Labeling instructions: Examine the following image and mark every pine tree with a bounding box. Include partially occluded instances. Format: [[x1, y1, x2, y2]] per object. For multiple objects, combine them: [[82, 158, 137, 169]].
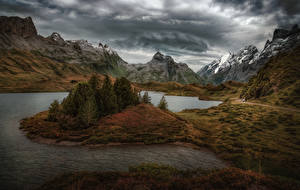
[[48, 100, 60, 121], [88, 74, 104, 116], [101, 75, 118, 115], [158, 96, 168, 110], [62, 82, 93, 116], [79, 96, 98, 127], [88, 74, 99, 91], [142, 91, 151, 104], [114, 77, 139, 111]]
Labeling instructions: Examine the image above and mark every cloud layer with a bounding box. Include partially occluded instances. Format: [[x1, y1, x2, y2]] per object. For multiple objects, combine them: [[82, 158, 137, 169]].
[[0, 0, 299, 71]]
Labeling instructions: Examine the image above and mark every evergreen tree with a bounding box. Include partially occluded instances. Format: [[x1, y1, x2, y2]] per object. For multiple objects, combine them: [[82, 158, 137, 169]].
[[48, 100, 60, 121], [94, 88, 104, 116], [114, 77, 139, 111], [88, 74, 104, 116], [142, 91, 151, 104], [158, 96, 168, 110], [88, 74, 99, 91], [101, 75, 118, 115], [133, 89, 140, 105], [79, 96, 98, 127], [62, 82, 93, 116]]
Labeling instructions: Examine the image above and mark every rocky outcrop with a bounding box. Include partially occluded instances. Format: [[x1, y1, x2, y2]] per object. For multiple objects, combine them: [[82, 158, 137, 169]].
[[0, 16, 37, 38], [126, 52, 203, 84], [198, 25, 300, 84]]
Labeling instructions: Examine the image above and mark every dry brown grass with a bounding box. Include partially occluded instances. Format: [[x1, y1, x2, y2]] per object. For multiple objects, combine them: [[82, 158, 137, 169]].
[[20, 104, 189, 145], [38, 164, 300, 190]]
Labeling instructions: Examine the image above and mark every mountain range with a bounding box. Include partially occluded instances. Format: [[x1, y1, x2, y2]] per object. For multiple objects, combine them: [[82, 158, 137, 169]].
[[198, 24, 300, 84], [1, 15, 299, 93], [0, 16, 201, 92]]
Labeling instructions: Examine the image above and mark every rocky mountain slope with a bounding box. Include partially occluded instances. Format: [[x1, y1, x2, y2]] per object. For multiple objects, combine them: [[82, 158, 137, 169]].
[[198, 25, 300, 84], [0, 48, 93, 92], [241, 45, 300, 108], [0, 16, 202, 92], [0, 16, 128, 78], [126, 52, 203, 84]]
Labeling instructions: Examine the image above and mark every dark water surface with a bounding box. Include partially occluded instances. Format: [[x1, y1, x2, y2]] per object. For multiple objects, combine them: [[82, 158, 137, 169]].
[[0, 92, 225, 190]]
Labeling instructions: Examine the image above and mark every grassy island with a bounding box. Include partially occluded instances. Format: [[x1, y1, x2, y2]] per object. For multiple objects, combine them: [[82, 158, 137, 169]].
[[20, 75, 189, 146], [20, 75, 300, 186]]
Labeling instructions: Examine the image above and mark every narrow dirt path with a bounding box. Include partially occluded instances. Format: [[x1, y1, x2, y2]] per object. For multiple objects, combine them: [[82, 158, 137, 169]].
[[231, 98, 300, 113]]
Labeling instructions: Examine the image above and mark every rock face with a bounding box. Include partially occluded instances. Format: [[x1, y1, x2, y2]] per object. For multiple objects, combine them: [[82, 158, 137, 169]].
[[0, 16, 128, 77], [0, 16, 37, 38], [126, 52, 202, 84], [198, 25, 300, 84], [0, 15, 202, 84]]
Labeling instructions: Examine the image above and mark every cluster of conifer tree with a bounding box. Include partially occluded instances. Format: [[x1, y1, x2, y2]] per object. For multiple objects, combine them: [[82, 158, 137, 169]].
[[48, 75, 139, 128]]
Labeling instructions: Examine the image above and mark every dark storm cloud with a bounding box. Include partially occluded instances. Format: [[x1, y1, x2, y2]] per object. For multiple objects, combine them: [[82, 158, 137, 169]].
[[213, 0, 300, 26], [214, 0, 300, 15], [113, 31, 209, 57], [0, 0, 299, 71]]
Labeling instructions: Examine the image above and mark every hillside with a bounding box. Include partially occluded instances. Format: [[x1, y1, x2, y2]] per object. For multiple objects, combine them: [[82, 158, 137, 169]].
[[198, 25, 300, 84], [0, 49, 93, 92], [241, 45, 300, 108], [0, 16, 203, 92], [0, 16, 128, 77]]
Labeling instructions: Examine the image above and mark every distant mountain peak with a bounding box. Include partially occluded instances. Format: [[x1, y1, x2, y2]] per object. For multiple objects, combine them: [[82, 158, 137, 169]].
[[49, 32, 64, 43], [153, 51, 164, 60], [0, 16, 37, 38], [152, 51, 175, 64], [272, 24, 300, 41], [198, 25, 300, 84]]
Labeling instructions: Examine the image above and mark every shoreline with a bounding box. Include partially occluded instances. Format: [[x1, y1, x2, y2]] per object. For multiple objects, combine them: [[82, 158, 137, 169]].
[[31, 136, 202, 150]]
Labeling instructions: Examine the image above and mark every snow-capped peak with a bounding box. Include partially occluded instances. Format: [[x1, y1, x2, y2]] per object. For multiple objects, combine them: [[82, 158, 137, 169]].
[[214, 53, 232, 73]]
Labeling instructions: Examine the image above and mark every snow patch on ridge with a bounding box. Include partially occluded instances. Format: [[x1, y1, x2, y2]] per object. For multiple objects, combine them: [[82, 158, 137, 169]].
[[214, 53, 231, 73]]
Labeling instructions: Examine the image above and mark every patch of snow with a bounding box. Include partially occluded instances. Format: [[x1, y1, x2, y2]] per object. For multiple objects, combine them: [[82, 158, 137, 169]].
[[214, 53, 231, 73], [220, 53, 230, 66]]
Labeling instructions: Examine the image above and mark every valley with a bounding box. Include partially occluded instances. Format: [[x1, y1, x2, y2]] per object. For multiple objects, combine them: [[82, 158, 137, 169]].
[[0, 13, 299, 190]]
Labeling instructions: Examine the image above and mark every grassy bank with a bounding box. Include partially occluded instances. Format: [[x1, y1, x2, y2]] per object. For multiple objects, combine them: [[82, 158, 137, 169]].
[[38, 163, 300, 190], [177, 102, 300, 180]]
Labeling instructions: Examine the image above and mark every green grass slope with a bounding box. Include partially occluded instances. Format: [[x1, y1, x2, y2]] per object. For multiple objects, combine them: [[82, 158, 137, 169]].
[[241, 46, 300, 108]]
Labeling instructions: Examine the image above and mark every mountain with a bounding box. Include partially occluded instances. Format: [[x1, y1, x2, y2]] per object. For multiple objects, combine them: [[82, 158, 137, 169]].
[[126, 52, 203, 84], [0, 48, 93, 92], [241, 45, 300, 108], [0, 16, 202, 92], [0, 16, 128, 77], [198, 25, 300, 84]]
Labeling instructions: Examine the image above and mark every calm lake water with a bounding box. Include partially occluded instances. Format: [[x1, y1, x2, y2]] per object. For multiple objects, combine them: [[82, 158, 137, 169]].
[[0, 92, 225, 190], [141, 91, 222, 112]]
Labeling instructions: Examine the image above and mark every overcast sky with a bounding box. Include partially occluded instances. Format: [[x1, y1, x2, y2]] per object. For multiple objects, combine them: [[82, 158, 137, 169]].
[[1, 0, 299, 71]]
